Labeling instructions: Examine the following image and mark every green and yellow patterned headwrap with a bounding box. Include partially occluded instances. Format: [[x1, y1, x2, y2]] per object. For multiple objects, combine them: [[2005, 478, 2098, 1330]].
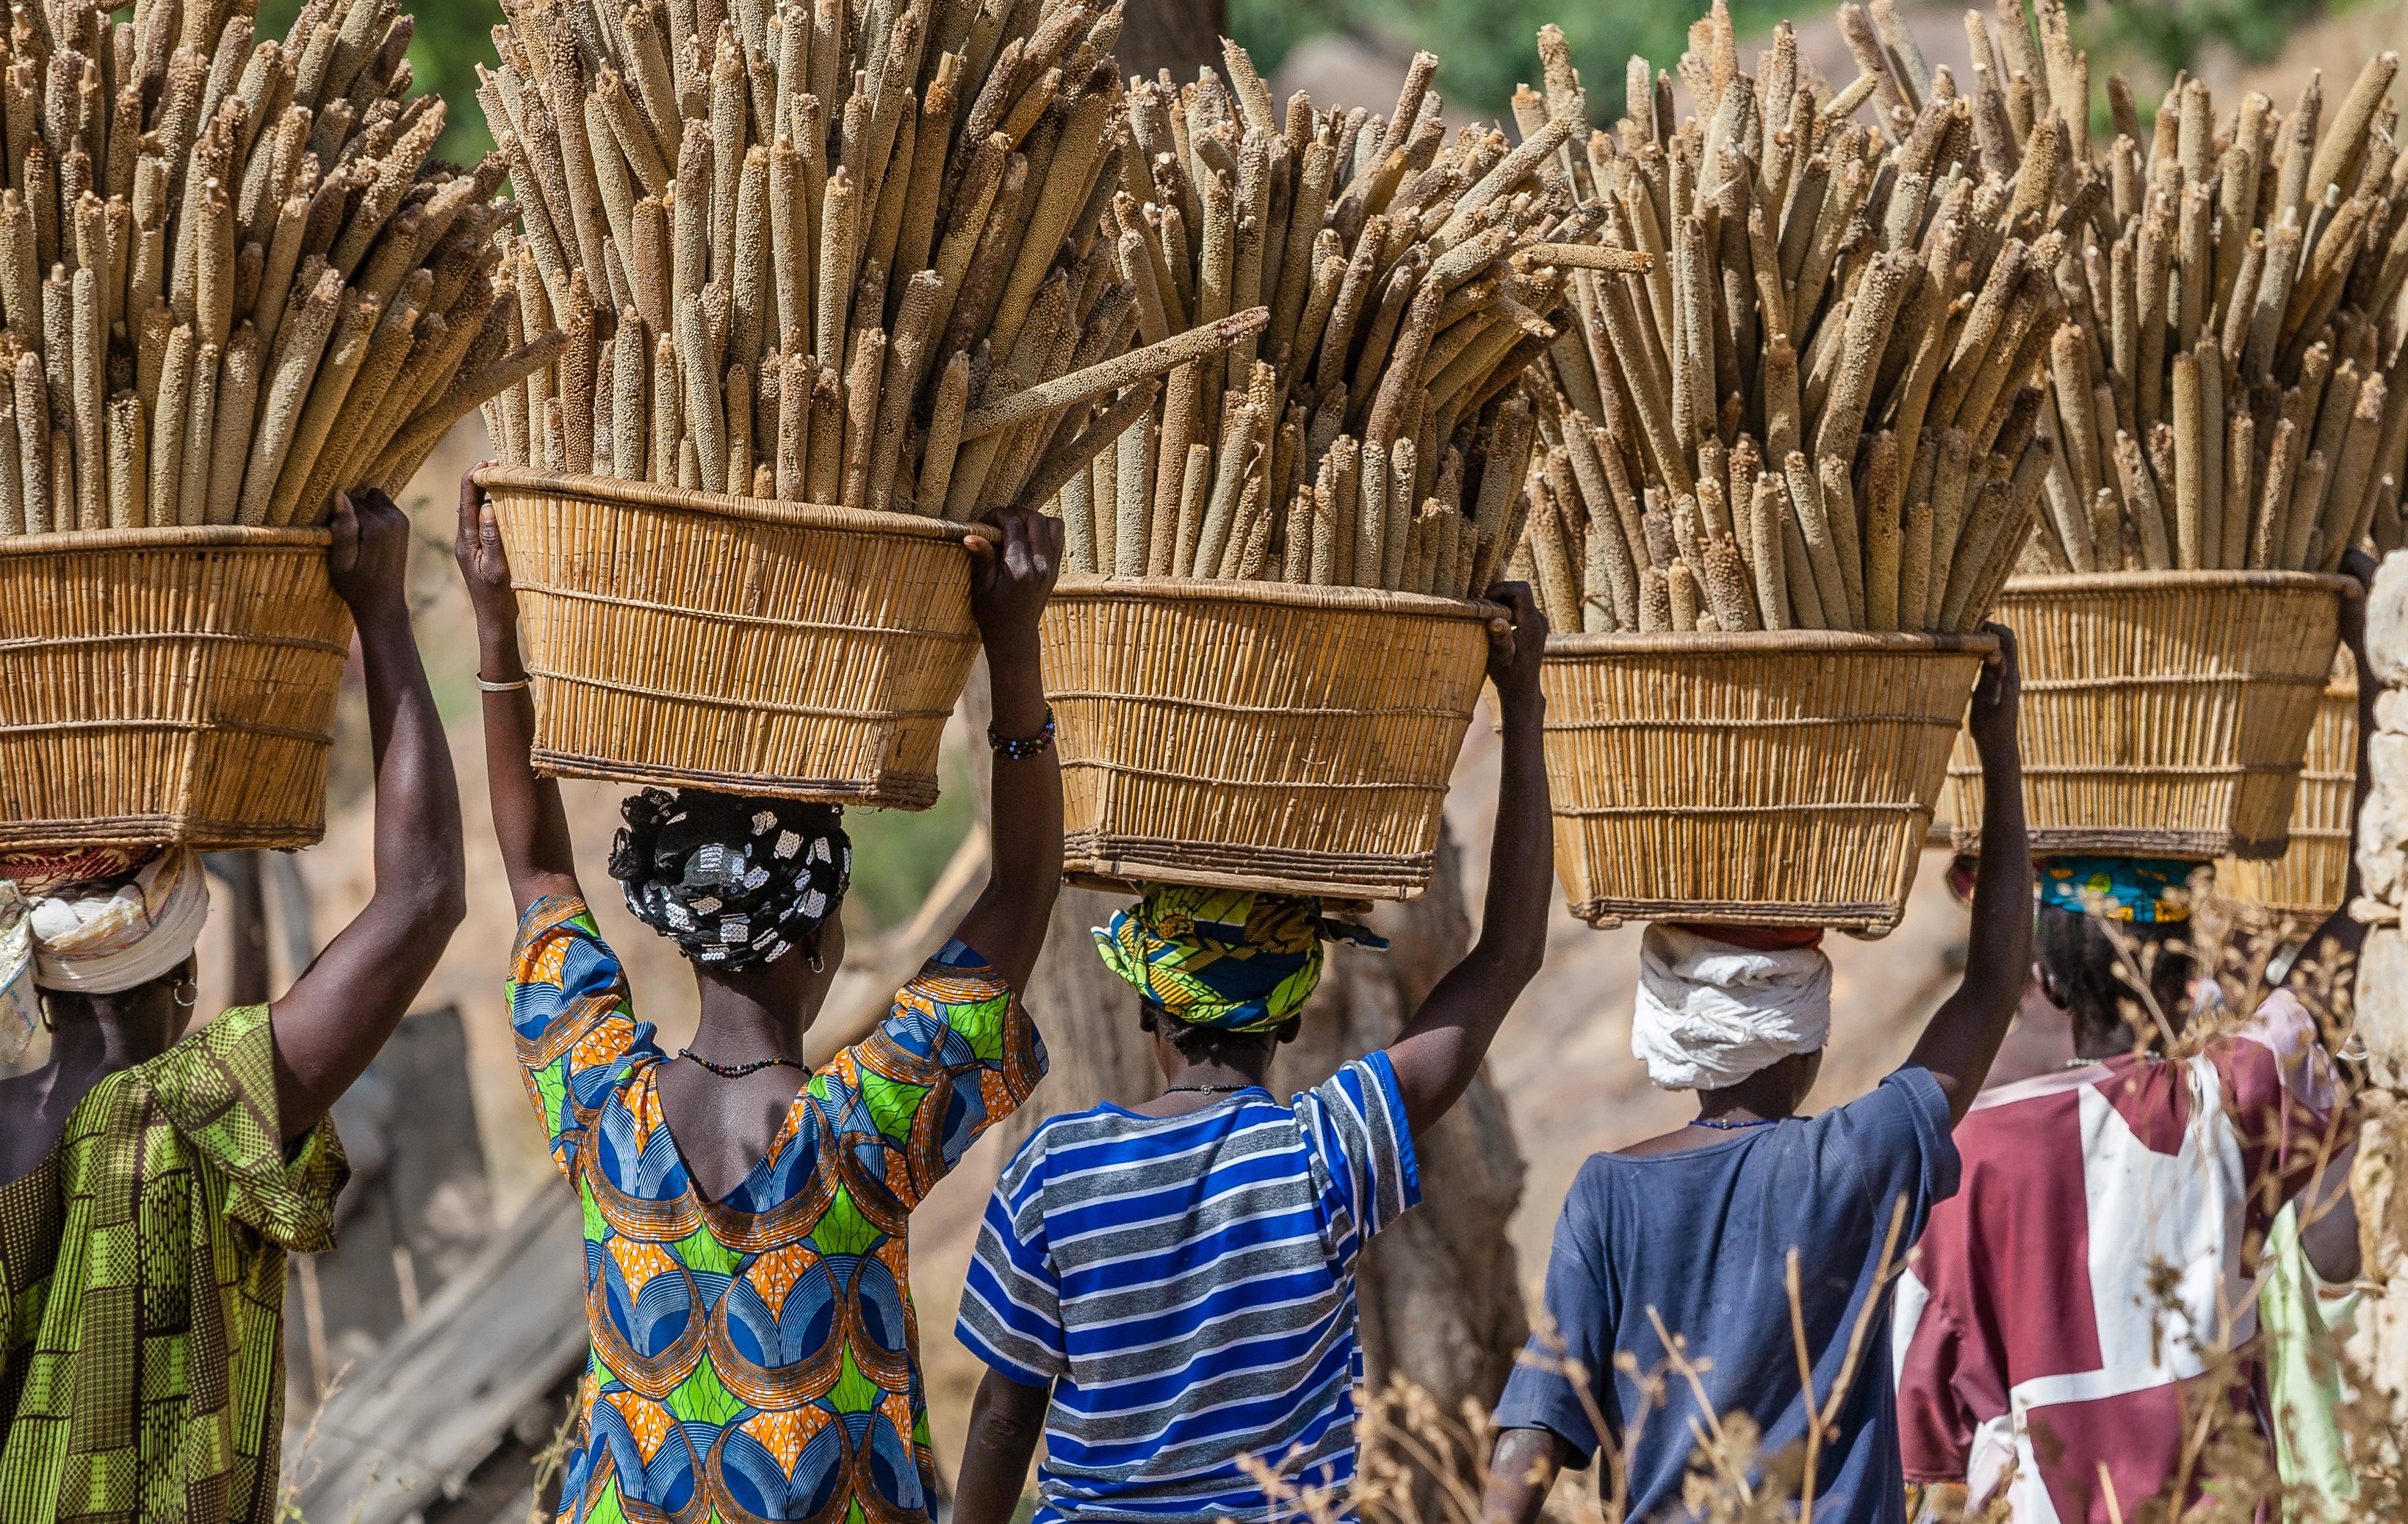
[[1094, 885, 1389, 1033]]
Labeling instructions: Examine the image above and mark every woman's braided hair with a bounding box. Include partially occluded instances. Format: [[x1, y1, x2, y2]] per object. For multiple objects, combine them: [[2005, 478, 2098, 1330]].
[[607, 789, 850, 971]]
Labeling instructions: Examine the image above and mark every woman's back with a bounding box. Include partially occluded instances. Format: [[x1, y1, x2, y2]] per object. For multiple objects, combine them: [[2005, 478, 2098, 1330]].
[[512, 895, 1045, 1523], [0, 1005, 347, 1523], [956, 1054, 1418, 1523]]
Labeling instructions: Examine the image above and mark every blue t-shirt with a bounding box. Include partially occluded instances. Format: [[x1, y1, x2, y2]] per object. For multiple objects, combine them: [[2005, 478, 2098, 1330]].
[[1492, 1066, 1959, 1523], [955, 1053, 1420, 1522]]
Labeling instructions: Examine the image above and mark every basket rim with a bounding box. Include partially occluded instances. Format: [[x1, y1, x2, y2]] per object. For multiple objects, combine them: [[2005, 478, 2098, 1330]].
[[1543, 627, 2000, 657], [473, 465, 1003, 544], [0, 523, 334, 555], [1048, 572, 1504, 620], [2000, 569, 2360, 596]]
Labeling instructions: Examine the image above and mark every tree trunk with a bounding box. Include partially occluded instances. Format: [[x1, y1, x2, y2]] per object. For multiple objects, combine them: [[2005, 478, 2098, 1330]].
[[1112, 0, 1227, 89], [1269, 835, 1529, 1500], [992, 881, 1162, 1155]]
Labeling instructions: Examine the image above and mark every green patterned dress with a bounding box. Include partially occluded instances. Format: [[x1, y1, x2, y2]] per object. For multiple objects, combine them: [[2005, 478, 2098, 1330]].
[[510, 895, 1046, 1524], [0, 1003, 348, 1523]]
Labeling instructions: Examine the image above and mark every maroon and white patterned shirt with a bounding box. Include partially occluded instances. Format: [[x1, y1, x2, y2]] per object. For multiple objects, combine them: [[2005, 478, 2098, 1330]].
[[1892, 989, 2341, 1523]]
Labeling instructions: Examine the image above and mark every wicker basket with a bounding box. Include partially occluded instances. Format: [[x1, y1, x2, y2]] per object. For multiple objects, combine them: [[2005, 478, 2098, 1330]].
[[1946, 571, 2348, 861], [0, 525, 352, 850], [2213, 651, 2358, 923], [477, 466, 987, 808], [1040, 577, 1494, 901], [1543, 629, 1996, 934]]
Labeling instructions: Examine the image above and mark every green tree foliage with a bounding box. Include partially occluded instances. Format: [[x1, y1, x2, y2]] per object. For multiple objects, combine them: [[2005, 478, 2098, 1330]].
[[2079, 0, 2334, 87], [256, 0, 498, 165]]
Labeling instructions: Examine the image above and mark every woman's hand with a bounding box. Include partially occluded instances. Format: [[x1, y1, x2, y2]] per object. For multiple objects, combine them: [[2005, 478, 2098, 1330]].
[[1483, 581, 1549, 711], [2340, 547, 2376, 663], [454, 466, 519, 631], [967, 505, 1064, 656], [1966, 621, 2020, 761], [328, 489, 412, 624]]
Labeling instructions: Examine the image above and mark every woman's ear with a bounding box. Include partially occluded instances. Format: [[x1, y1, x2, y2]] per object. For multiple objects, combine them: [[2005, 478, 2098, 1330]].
[[2033, 960, 2068, 1011], [1275, 1016, 1302, 1047]]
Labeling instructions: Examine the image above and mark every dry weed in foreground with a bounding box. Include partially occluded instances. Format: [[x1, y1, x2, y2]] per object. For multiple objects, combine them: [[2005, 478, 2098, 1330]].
[[1310, 1296, 2396, 1524], [1237, 927, 2403, 1524]]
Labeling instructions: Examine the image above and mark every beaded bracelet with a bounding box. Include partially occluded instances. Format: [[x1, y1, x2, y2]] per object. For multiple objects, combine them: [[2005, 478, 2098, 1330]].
[[989, 707, 1056, 761]]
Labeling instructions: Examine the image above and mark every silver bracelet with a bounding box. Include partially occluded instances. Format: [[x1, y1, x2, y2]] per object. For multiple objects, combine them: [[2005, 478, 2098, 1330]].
[[476, 673, 531, 693]]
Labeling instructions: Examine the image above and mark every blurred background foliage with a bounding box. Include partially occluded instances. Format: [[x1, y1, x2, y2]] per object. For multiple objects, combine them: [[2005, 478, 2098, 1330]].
[[1225, 0, 2347, 129], [256, 0, 498, 165], [242, 0, 2353, 189], [1228, 0, 1790, 120]]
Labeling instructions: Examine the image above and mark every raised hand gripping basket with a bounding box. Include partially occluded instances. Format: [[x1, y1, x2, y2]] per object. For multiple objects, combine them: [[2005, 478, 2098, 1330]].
[[1039, 577, 1494, 901], [477, 467, 986, 808], [1945, 571, 2349, 862], [2213, 653, 2359, 924], [0, 526, 352, 850], [1543, 629, 1996, 934]]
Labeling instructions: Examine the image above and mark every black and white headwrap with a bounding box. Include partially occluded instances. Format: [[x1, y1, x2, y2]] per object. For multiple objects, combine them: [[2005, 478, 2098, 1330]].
[[606, 789, 851, 971]]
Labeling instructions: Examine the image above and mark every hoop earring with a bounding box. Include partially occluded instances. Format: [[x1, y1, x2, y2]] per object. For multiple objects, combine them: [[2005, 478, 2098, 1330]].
[[809, 953, 825, 975], [171, 979, 199, 1009]]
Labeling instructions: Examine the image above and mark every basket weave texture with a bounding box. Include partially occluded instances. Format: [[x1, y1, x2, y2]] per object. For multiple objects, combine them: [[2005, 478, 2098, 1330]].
[[1946, 572, 2348, 862], [2214, 653, 2358, 923], [1039, 577, 1493, 901], [0, 526, 351, 850], [477, 467, 986, 808], [1543, 629, 1995, 934]]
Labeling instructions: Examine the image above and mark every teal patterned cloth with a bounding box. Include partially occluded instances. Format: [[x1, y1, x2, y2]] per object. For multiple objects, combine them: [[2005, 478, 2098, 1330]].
[[2036, 857, 2199, 923]]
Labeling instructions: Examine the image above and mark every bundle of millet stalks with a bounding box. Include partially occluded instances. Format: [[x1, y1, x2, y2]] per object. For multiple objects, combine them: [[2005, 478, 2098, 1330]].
[[1053, 40, 1579, 600], [2025, 40, 2408, 574], [478, 0, 1253, 518], [0, 0, 540, 536], [1514, 1, 2076, 637]]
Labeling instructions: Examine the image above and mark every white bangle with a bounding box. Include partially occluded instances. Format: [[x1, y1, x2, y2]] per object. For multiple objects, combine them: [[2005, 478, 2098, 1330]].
[[476, 674, 531, 693]]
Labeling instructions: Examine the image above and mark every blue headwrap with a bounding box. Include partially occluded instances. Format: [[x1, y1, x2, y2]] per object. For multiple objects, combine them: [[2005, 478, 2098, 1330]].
[[2036, 856, 2200, 924], [1095, 885, 1388, 1032]]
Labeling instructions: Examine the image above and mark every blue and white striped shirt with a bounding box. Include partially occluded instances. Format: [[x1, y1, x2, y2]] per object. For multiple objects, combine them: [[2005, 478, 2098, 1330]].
[[955, 1053, 1421, 1523]]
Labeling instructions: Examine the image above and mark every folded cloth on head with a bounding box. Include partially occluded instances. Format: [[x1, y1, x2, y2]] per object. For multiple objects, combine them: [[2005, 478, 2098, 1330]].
[[1631, 922, 1833, 1091], [0, 848, 211, 1063], [2036, 856, 2197, 923], [1094, 884, 1387, 1033]]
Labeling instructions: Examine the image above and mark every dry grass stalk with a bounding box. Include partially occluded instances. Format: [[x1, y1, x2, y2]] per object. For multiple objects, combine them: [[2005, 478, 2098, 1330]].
[[1520, 1, 2074, 634], [1055, 40, 1563, 596], [2026, 38, 2408, 573], [480, 0, 1144, 521], [0, 0, 517, 535]]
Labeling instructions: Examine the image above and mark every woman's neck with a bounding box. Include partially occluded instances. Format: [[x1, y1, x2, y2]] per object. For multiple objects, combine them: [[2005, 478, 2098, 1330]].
[[1161, 1054, 1270, 1093], [688, 972, 810, 1063], [0, 1006, 176, 1182], [2073, 1025, 2141, 1062], [43, 997, 179, 1077]]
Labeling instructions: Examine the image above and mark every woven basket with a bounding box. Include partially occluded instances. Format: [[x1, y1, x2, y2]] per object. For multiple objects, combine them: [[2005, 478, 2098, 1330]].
[[1040, 577, 1494, 901], [1945, 571, 2348, 861], [477, 467, 987, 808], [0, 525, 352, 850], [2213, 652, 2358, 923], [1543, 629, 1996, 934]]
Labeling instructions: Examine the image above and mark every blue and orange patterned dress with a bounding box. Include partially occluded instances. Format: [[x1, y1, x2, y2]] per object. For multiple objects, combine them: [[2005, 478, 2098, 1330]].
[[510, 895, 1048, 1524]]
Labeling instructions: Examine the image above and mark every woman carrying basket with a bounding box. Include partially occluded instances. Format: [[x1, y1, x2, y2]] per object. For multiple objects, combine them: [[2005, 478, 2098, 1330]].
[[457, 470, 1065, 1524], [1482, 627, 2033, 1524], [0, 492, 467, 1521], [948, 583, 1557, 1524]]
